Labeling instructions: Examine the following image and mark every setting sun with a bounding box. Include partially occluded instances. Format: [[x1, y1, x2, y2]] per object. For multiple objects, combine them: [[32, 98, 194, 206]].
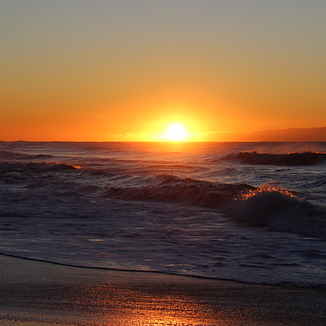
[[165, 123, 187, 141]]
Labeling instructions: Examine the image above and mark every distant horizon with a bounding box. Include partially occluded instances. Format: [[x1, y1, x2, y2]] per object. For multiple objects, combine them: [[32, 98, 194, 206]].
[[2, 127, 326, 143]]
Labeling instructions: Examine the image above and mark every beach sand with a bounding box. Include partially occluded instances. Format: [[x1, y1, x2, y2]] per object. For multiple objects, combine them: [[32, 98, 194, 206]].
[[0, 254, 325, 326]]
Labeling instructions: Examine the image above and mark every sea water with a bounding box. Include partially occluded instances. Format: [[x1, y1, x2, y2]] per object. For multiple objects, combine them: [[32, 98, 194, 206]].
[[0, 141, 325, 287]]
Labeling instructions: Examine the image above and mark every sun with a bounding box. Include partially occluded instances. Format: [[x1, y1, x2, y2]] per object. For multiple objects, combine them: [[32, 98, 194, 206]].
[[165, 123, 187, 141]]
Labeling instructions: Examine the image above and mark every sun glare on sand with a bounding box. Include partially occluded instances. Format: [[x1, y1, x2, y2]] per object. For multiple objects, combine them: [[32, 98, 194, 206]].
[[165, 123, 187, 141]]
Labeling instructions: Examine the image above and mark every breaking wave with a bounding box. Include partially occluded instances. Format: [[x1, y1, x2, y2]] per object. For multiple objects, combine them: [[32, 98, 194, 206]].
[[105, 174, 254, 208], [230, 186, 326, 239], [221, 151, 326, 166], [1, 159, 325, 240], [101, 175, 326, 239]]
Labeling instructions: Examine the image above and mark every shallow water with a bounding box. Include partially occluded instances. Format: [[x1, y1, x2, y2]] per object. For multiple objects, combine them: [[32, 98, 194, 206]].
[[0, 141, 325, 287]]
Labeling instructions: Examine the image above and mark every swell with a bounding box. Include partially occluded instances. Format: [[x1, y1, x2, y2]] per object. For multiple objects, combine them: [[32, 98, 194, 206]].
[[0, 150, 53, 161], [221, 151, 326, 166], [1, 161, 325, 239], [0, 161, 80, 173], [104, 177, 326, 239], [105, 175, 253, 208]]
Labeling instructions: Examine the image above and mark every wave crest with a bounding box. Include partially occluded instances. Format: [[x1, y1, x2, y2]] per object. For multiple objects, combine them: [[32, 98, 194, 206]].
[[230, 185, 326, 239], [222, 151, 326, 166], [0, 150, 53, 161], [0, 161, 80, 173], [105, 175, 254, 208], [1, 159, 325, 239], [105, 178, 326, 239]]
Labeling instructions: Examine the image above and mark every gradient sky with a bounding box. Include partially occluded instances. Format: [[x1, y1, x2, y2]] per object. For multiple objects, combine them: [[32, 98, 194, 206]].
[[1, 0, 325, 141]]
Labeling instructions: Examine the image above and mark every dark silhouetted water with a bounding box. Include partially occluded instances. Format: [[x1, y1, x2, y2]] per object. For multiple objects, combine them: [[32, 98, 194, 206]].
[[1, 141, 325, 287]]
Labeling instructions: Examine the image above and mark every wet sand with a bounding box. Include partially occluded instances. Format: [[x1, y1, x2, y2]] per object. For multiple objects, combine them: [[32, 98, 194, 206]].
[[0, 254, 325, 325]]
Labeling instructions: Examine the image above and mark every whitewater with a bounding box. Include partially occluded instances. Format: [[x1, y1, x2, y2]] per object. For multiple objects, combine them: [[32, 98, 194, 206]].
[[0, 141, 325, 288]]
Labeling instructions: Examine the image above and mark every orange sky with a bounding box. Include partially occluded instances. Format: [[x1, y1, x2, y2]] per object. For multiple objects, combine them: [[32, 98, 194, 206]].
[[1, 1, 326, 141]]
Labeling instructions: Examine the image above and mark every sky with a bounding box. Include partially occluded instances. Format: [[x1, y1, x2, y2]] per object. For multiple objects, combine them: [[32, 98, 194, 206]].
[[1, 0, 326, 141]]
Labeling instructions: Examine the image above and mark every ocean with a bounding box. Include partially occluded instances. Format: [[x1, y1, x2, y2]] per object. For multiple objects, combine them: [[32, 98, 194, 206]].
[[0, 141, 325, 288]]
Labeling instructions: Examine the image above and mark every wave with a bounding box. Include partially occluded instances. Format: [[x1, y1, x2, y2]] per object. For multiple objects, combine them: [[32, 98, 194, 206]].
[[0, 161, 80, 173], [221, 151, 326, 166], [229, 186, 326, 239], [103, 175, 326, 239], [105, 174, 254, 208], [1, 160, 325, 239], [0, 150, 53, 161]]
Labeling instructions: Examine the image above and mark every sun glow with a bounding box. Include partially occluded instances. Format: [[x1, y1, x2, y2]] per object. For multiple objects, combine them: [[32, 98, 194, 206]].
[[165, 123, 187, 141]]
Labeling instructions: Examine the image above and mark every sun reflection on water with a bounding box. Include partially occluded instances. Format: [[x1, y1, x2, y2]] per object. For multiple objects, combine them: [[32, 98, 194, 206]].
[[79, 279, 237, 326], [99, 290, 220, 325]]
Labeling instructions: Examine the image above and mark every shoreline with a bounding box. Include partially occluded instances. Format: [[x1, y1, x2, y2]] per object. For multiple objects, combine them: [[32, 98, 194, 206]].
[[1, 254, 326, 325], [0, 251, 300, 288]]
